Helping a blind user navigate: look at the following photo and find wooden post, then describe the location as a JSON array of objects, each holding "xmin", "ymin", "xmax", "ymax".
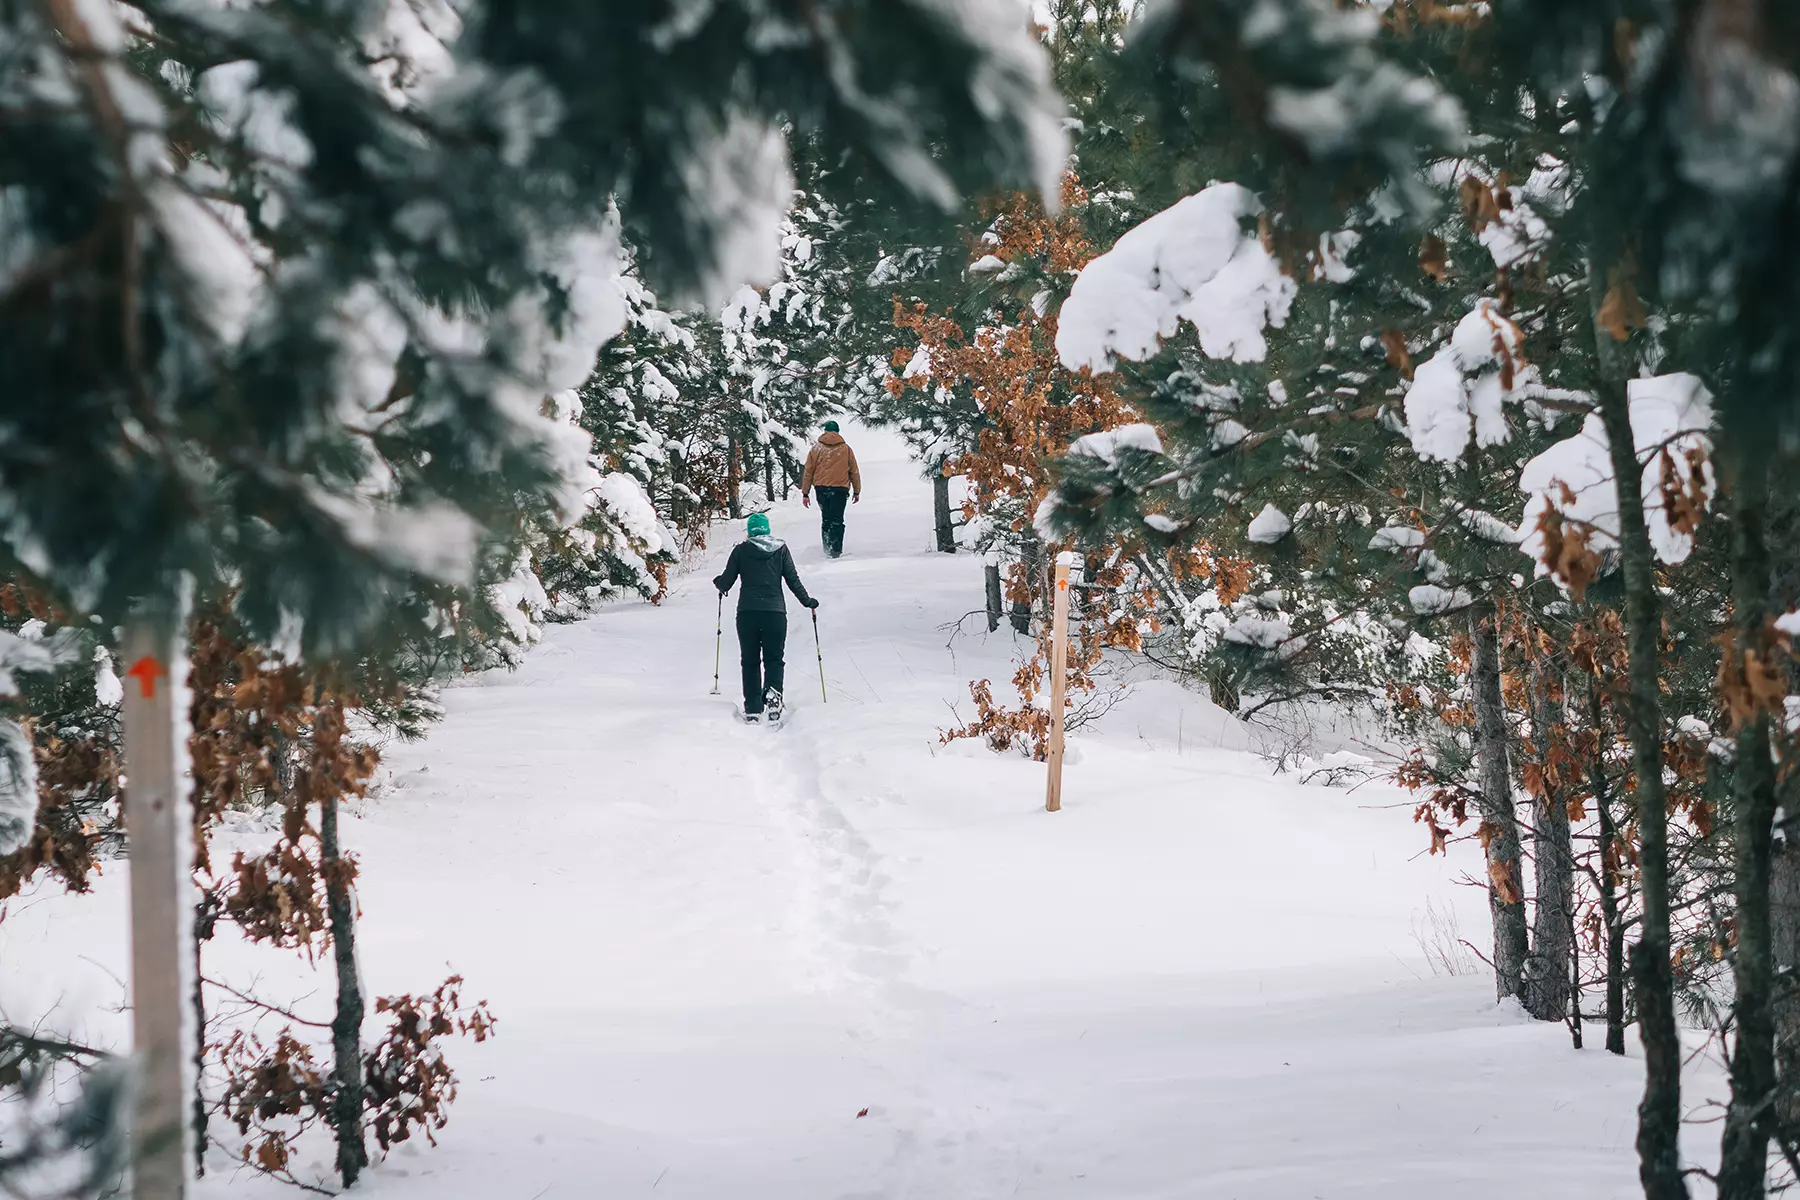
[
  {"xmin": 1045, "ymin": 551, "xmax": 1073, "ymax": 813},
  {"xmin": 121, "ymin": 605, "xmax": 191, "ymax": 1200}
]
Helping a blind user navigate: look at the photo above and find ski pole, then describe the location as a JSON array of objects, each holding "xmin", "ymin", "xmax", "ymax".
[
  {"xmin": 812, "ymin": 608, "xmax": 827, "ymax": 703},
  {"xmin": 711, "ymin": 591, "xmax": 723, "ymax": 695}
]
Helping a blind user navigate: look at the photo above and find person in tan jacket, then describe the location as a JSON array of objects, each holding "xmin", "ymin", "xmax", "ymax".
[{"xmin": 800, "ymin": 421, "xmax": 860, "ymax": 557}]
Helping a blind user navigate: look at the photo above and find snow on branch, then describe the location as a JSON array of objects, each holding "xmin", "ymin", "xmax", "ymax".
[
  {"xmin": 1517, "ymin": 373, "xmax": 1716, "ymax": 578},
  {"xmin": 1409, "ymin": 585, "xmax": 1473, "ymax": 616},
  {"xmin": 0, "ymin": 628, "xmax": 72, "ymax": 855},
  {"xmin": 1068, "ymin": 423, "xmax": 1165, "ymax": 464},
  {"xmin": 1055, "ymin": 184, "xmax": 1295, "ymax": 372},
  {"xmin": 0, "ymin": 717, "xmax": 37, "ymax": 856},
  {"xmin": 1401, "ymin": 300, "xmax": 1534, "ymax": 462},
  {"xmin": 1247, "ymin": 503, "xmax": 1291, "ymax": 544}
]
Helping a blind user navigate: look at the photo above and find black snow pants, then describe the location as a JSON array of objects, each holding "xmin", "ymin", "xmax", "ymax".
[
  {"xmin": 737, "ymin": 610, "xmax": 787, "ymax": 713},
  {"xmin": 815, "ymin": 486, "xmax": 850, "ymax": 557}
]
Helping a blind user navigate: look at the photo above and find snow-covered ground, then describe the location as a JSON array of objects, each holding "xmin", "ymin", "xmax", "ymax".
[{"xmin": 5, "ymin": 426, "xmax": 1723, "ymax": 1197}]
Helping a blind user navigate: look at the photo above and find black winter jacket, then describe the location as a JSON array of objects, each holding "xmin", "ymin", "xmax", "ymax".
[{"xmin": 714, "ymin": 536, "xmax": 816, "ymax": 613}]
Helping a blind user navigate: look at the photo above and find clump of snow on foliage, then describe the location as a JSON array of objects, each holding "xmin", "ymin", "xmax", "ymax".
[
  {"xmin": 1479, "ymin": 201, "xmax": 1550, "ymax": 269},
  {"xmin": 304, "ymin": 485, "xmax": 484, "ymax": 586},
  {"xmin": 1458, "ymin": 509, "xmax": 1522, "ymax": 545},
  {"xmin": 502, "ymin": 225, "xmax": 632, "ymax": 395},
  {"xmin": 595, "ymin": 473, "xmax": 663, "ymax": 555},
  {"xmin": 1315, "ymin": 230, "xmax": 1361, "ymax": 282},
  {"xmin": 677, "ymin": 108, "xmax": 796, "ymax": 307},
  {"xmin": 491, "ymin": 548, "xmax": 553, "ymax": 647},
  {"xmin": 1517, "ymin": 373, "xmax": 1716, "ymax": 572},
  {"xmin": 328, "ymin": 282, "xmax": 409, "ymax": 425},
  {"xmin": 0, "ymin": 717, "xmax": 37, "ymax": 856},
  {"xmin": 1247, "ymin": 503, "xmax": 1291, "ymax": 544},
  {"xmin": 1402, "ymin": 300, "xmax": 1534, "ymax": 462},
  {"xmin": 1069, "ymin": 423, "xmax": 1164, "ymax": 464},
  {"xmin": 1212, "ymin": 418, "xmax": 1250, "ymax": 449},
  {"xmin": 365, "ymin": 0, "xmax": 460, "ymax": 102},
  {"xmin": 1056, "ymin": 183, "xmax": 1295, "ymax": 371},
  {"xmin": 0, "ymin": 630, "xmax": 65, "ymax": 856},
  {"xmin": 1777, "ymin": 611, "xmax": 1800, "ymax": 638},
  {"xmin": 150, "ymin": 180, "xmax": 265, "ymax": 347},
  {"xmin": 197, "ymin": 61, "xmax": 314, "ymax": 170},
  {"xmin": 1369, "ymin": 525, "xmax": 1425, "ymax": 552},
  {"xmin": 94, "ymin": 646, "xmax": 122, "ymax": 708},
  {"xmin": 1409, "ymin": 585, "xmax": 1473, "ymax": 615},
  {"xmin": 1225, "ymin": 614, "xmax": 1296, "ymax": 651}
]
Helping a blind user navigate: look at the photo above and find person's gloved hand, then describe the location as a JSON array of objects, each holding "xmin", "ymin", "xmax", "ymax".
[
  {"xmin": 713, "ymin": 578, "xmax": 728, "ymax": 594},
  {"xmin": 852, "ymin": 494, "xmax": 860, "ymax": 504},
  {"xmin": 803, "ymin": 494, "xmax": 811, "ymax": 508},
  {"xmin": 806, "ymin": 598, "xmax": 821, "ymax": 609}
]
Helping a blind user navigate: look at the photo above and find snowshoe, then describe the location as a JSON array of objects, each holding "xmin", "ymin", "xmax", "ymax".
[
  {"xmin": 739, "ymin": 708, "xmax": 762, "ymax": 724},
  {"xmin": 764, "ymin": 689, "xmax": 785, "ymax": 725}
]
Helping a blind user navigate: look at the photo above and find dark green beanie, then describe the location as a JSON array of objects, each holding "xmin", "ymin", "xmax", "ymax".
[
  {"xmin": 823, "ymin": 420, "xmax": 840, "ymax": 433},
  {"xmin": 747, "ymin": 512, "xmax": 771, "ymax": 537}
]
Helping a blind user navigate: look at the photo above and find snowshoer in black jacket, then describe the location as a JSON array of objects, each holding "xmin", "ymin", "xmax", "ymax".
[{"xmin": 714, "ymin": 512, "xmax": 818, "ymax": 721}]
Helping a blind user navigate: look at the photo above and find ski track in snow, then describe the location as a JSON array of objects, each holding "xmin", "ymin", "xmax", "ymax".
[{"xmin": 3, "ymin": 424, "xmax": 1730, "ymax": 1198}]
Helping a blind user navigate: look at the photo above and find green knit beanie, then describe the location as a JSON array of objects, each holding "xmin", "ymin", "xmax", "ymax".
[
  {"xmin": 746, "ymin": 512, "xmax": 771, "ymax": 537},
  {"xmin": 823, "ymin": 420, "xmax": 840, "ymax": 433}
]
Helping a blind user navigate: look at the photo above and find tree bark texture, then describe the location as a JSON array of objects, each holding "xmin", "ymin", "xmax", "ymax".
[
  {"xmin": 1590, "ymin": 674, "xmax": 1629, "ymax": 1056},
  {"xmin": 1527, "ymin": 653, "xmax": 1575, "ymax": 1024},
  {"xmin": 191, "ymin": 892, "xmax": 218, "ymax": 1178},
  {"xmin": 984, "ymin": 562, "xmax": 1003, "ymax": 633},
  {"xmin": 1719, "ymin": 465, "xmax": 1778, "ymax": 1200},
  {"xmin": 1775, "ymin": 783, "xmax": 1800, "ymax": 1139},
  {"xmin": 1010, "ymin": 538, "xmax": 1039, "ymax": 635},
  {"xmin": 933, "ymin": 467, "xmax": 956, "ymax": 553},
  {"xmin": 1470, "ymin": 605, "xmax": 1529, "ymax": 1003},
  {"xmin": 726, "ymin": 434, "xmax": 742, "ymax": 519},
  {"xmin": 320, "ymin": 791, "xmax": 368, "ymax": 1187}
]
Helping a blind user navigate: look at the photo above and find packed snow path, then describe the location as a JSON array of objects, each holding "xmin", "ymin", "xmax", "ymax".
[{"xmin": 5, "ymin": 428, "xmax": 1715, "ymax": 1197}]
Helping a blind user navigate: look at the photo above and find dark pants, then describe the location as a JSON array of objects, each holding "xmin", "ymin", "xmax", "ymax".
[
  {"xmin": 815, "ymin": 486, "xmax": 850, "ymax": 556},
  {"xmin": 737, "ymin": 610, "xmax": 787, "ymax": 713}
]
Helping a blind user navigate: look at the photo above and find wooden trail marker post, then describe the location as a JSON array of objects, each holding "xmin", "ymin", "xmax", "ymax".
[
  {"xmin": 1045, "ymin": 551, "xmax": 1074, "ymax": 812},
  {"xmin": 121, "ymin": 607, "xmax": 191, "ymax": 1200}
]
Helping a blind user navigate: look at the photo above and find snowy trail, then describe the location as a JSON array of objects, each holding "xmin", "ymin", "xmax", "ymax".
[{"xmin": 4, "ymin": 426, "xmax": 1720, "ymax": 1197}]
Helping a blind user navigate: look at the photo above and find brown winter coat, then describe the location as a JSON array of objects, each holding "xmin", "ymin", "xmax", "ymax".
[{"xmin": 801, "ymin": 432, "xmax": 861, "ymax": 496}]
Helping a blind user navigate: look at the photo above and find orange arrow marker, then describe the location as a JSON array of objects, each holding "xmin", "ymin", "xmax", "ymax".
[{"xmin": 126, "ymin": 655, "xmax": 167, "ymax": 699}]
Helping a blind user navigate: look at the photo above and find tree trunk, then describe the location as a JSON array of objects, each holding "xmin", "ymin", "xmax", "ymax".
[
  {"xmin": 320, "ymin": 789, "xmax": 368, "ymax": 1187},
  {"xmin": 984, "ymin": 561, "xmax": 1003, "ymax": 633},
  {"xmin": 1593, "ymin": 369, "xmax": 1688, "ymax": 1200},
  {"xmin": 1010, "ymin": 539, "xmax": 1039, "ymax": 635},
  {"xmin": 1591, "ymin": 674, "xmax": 1628, "ymax": 1057},
  {"xmin": 1082, "ymin": 554, "xmax": 1104, "ymax": 620},
  {"xmin": 763, "ymin": 445, "xmax": 775, "ymax": 507},
  {"xmin": 191, "ymin": 891, "xmax": 219, "ymax": 1178},
  {"xmin": 1470, "ymin": 604, "xmax": 1529, "ymax": 1003},
  {"xmin": 1775, "ymin": 794, "xmax": 1800, "ymax": 1141},
  {"xmin": 933, "ymin": 467, "xmax": 956, "ymax": 553},
  {"xmin": 1527, "ymin": 651, "xmax": 1575, "ymax": 1024},
  {"xmin": 1719, "ymin": 464, "xmax": 1779, "ymax": 1200},
  {"xmin": 726, "ymin": 434, "xmax": 742, "ymax": 520}
]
